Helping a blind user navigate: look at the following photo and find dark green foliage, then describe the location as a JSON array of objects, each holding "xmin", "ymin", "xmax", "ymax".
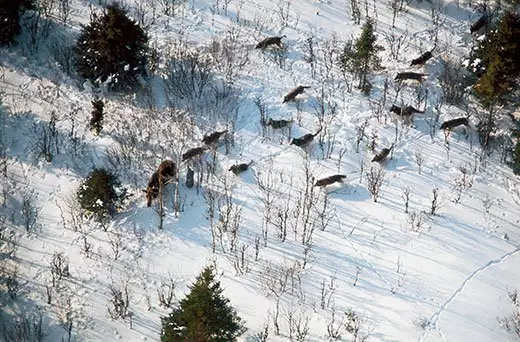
[
  {"xmin": 90, "ymin": 99, "xmax": 104, "ymax": 135},
  {"xmin": 472, "ymin": 11, "xmax": 520, "ymax": 106},
  {"xmin": 339, "ymin": 19, "xmax": 384, "ymax": 93},
  {"xmin": 0, "ymin": 0, "xmax": 22, "ymax": 45},
  {"xmin": 513, "ymin": 141, "xmax": 520, "ymax": 175},
  {"xmin": 74, "ymin": 3, "xmax": 149, "ymax": 91},
  {"xmin": 161, "ymin": 266, "xmax": 246, "ymax": 342},
  {"xmin": 77, "ymin": 168, "xmax": 126, "ymax": 221}
]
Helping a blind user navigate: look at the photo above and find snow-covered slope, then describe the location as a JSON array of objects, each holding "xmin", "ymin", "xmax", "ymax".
[{"xmin": 1, "ymin": 0, "xmax": 519, "ymax": 341}]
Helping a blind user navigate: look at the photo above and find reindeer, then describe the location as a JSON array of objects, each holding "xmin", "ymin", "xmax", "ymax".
[
  {"xmin": 315, "ymin": 174, "xmax": 347, "ymax": 187},
  {"xmin": 229, "ymin": 160, "xmax": 254, "ymax": 175},
  {"xmin": 390, "ymin": 105, "xmax": 424, "ymax": 116},
  {"xmin": 290, "ymin": 128, "xmax": 321, "ymax": 147},
  {"xmin": 144, "ymin": 160, "xmax": 177, "ymax": 207},
  {"xmin": 372, "ymin": 145, "xmax": 394, "ymax": 163},
  {"xmin": 440, "ymin": 117, "xmax": 469, "ymax": 130},
  {"xmin": 395, "ymin": 72, "xmax": 429, "ymax": 82},
  {"xmin": 202, "ymin": 130, "xmax": 228, "ymax": 146},
  {"xmin": 266, "ymin": 118, "xmax": 293, "ymax": 129},
  {"xmin": 410, "ymin": 50, "xmax": 434, "ymax": 66},
  {"xmin": 181, "ymin": 147, "xmax": 208, "ymax": 162},
  {"xmin": 255, "ymin": 35, "xmax": 286, "ymax": 49},
  {"xmin": 471, "ymin": 15, "xmax": 488, "ymax": 34},
  {"xmin": 283, "ymin": 86, "xmax": 311, "ymax": 103}
]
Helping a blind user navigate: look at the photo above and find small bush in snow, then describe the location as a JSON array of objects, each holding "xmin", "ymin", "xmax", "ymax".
[
  {"xmin": 76, "ymin": 168, "xmax": 126, "ymax": 222},
  {"xmin": 74, "ymin": 3, "xmax": 149, "ymax": 91}
]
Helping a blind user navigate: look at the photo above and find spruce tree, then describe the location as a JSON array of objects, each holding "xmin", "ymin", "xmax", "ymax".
[
  {"xmin": 74, "ymin": 3, "xmax": 149, "ymax": 91},
  {"xmin": 339, "ymin": 19, "xmax": 384, "ymax": 94},
  {"xmin": 472, "ymin": 11, "xmax": 520, "ymax": 106},
  {"xmin": 161, "ymin": 266, "xmax": 246, "ymax": 342}
]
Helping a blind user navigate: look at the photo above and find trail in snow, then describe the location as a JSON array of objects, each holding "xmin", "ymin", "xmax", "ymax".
[{"xmin": 418, "ymin": 247, "xmax": 520, "ymax": 342}]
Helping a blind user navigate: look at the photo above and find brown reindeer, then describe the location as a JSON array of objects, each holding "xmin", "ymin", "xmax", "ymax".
[
  {"xmin": 290, "ymin": 128, "xmax": 321, "ymax": 147},
  {"xmin": 266, "ymin": 118, "xmax": 293, "ymax": 129},
  {"xmin": 440, "ymin": 117, "xmax": 469, "ymax": 130},
  {"xmin": 390, "ymin": 105, "xmax": 424, "ymax": 116},
  {"xmin": 315, "ymin": 174, "xmax": 347, "ymax": 187},
  {"xmin": 181, "ymin": 147, "xmax": 208, "ymax": 162},
  {"xmin": 470, "ymin": 15, "xmax": 488, "ymax": 34},
  {"xmin": 410, "ymin": 50, "xmax": 434, "ymax": 66},
  {"xmin": 283, "ymin": 86, "xmax": 311, "ymax": 103},
  {"xmin": 202, "ymin": 130, "xmax": 228, "ymax": 145},
  {"xmin": 372, "ymin": 145, "xmax": 394, "ymax": 163},
  {"xmin": 395, "ymin": 72, "xmax": 429, "ymax": 82},
  {"xmin": 255, "ymin": 35, "xmax": 286, "ymax": 49},
  {"xmin": 145, "ymin": 160, "xmax": 177, "ymax": 207},
  {"xmin": 229, "ymin": 160, "xmax": 254, "ymax": 175}
]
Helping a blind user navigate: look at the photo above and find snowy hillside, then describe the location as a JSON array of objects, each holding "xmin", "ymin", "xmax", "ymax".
[{"xmin": 1, "ymin": 0, "xmax": 520, "ymax": 341}]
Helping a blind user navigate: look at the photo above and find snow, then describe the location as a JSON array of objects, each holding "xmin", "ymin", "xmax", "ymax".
[{"xmin": 1, "ymin": 0, "xmax": 520, "ymax": 341}]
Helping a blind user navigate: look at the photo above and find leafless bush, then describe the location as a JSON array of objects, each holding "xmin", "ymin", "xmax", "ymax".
[
  {"xmin": 49, "ymin": 36, "xmax": 75, "ymax": 77},
  {"xmin": 261, "ymin": 262, "xmax": 291, "ymax": 335},
  {"xmin": 388, "ymin": 0, "xmax": 410, "ymax": 27},
  {"xmin": 157, "ymin": 275, "xmax": 177, "ymax": 308},
  {"xmin": 256, "ymin": 164, "xmax": 277, "ymax": 246},
  {"xmin": 366, "ymin": 165, "xmax": 386, "ymax": 202},
  {"xmin": 385, "ymin": 28, "xmax": 408, "ymax": 60},
  {"xmin": 414, "ymin": 150, "xmax": 424, "ymax": 174},
  {"xmin": 233, "ymin": 244, "xmax": 250, "ymax": 276},
  {"xmin": 107, "ymin": 231, "xmax": 124, "ymax": 260},
  {"xmin": 254, "ymin": 96, "xmax": 268, "ymax": 137},
  {"xmin": 498, "ymin": 289, "xmax": 520, "ymax": 338},
  {"xmin": 430, "ymin": 188, "xmax": 441, "ymax": 215},
  {"xmin": 21, "ymin": 189, "xmax": 39, "ymax": 234},
  {"xmin": 320, "ymin": 275, "xmax": 337, "ymax": 310},
  {"xmin": 253, "ymin": 319, "xmax": 270, "ymax": 342},
  {"xmin": 277, "ymin": 0, "xmax": 291, "ymax": 27},
  {"xmin": 31, "ymin": 111, "xmax": 60, "ymax": 163},
  {"xmin": 157, "ymin": 0, "xmax": 185, "ymax": 16},
  {"xmin": 50, "ymin": 252, "xmax": 70, "ymax": 287},
  {"xmin": 438, "ymin": 58, "xmax": 471, "ymax": 106},
  {"xmin": 108, "ymin": 279, "xmax": 133, "ymax": 320},
  {"xmin": 402, "ymin": 186, "xmax": 411, "ymax": 213},
  {"xmin": 57, "ymin": 195, "xmax": 83, "ymax": 233},
  {"xmin": 344, "ymin": 308, "xmax": 373, "ymax": 342},
  {"xmin": 303, "ymin": 35, "xmax": 317, "ymax": 78},
  {"xmin": 327, "ymin": 306, "xmax": 346, "ymax": 339},
  {"xmin": 452, "ymin": 165, "xmax": 473, "ymax": 203},
  {"xmin": 3, "ymin": 263, "xmax": 20, "ymax": 300},
  {"xmin": 285, "ymin": 307, "xmax": 311, "ymax": 341},
  {"xmin": 209, "ymin": 26, "xmax": 250, "ymax": 85},
  {"xmin": 162, "ymin": 42, "xmax": 215, "ymax": 102},
  {"xmin": 347, "ymin": 0, "xmax": 361, "ymax": 24}
]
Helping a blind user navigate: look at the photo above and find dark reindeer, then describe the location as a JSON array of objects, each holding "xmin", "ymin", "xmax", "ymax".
[
  {"xmin": 470, "ymin": 15, "xmax": 488, "ymax": 34},
  {"xmin": 144, "ymin": 160, "xmax": 177, "ymax": 207},
  {"xmin": 283, "ymin": 86, "xmax": 311, "ymax": 103},
  {"xmin": 440, "ymin": 117, "xmax": 469, "ymax": 130},
  {"xmin": 229, "ymin": 160, "xmax": 254, "ymax": 175},
  {"xmin": 290, "ymin": 128, "xmax": 321, "ymax": 147},
  {"xmin": 410, "ymin": 50, "xmax": 434, "ymax": 66},
  {"xmin": 181, "ymin": 147, "xmax": 207, "ymax": 162},
  {"xmin": 390, "ymin": 105, "xmax": 424, "ymax": 116},
  {"xmin": 202, "ymin": 130, "xmax": 228, "ymax": 145},
  {"xmin": 372, "ymin": 145, "xmax": 394, "ymax": 163},
  {"xmin": 255, "ymin": 35, "xmax": 286, "ymax": 49},
  {"xmin": 395, "ymin": 72, "xmax": 429, "ymax": 82},
  {"xmin": 315, "ymin": 174, "xmax": 347, "ymax": 187},
  {"xmin": 266, "ymin": 118, "xmax": 293, "ymax": 129}
]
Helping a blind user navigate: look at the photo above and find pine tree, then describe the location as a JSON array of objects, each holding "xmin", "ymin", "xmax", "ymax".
[
  {"xmin": 89, "ymin": 99, "xmax": 104, "ymax": 135},
  {"xmin": 339, "ymin": 19, "xmax": 384, "ymax": 94},
  {"xmin": 74, "ymin": 3, "xmax": 149, "ymax": 91},
  {"xmin": 161, "ymin": 266, "xmax": 246, "ymax": 342}
]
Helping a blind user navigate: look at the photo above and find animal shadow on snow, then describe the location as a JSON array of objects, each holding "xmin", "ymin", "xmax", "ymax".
[{"xmin": 325, "ymin": 182, "xmax": 371, "ymax": 201}]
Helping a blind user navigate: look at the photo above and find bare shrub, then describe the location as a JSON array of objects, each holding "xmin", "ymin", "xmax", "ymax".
[
  {"xmin": 50, "ymin": 252, "xmax": 70, "ymax": 287},
  {"xmin": 162, "ymin": 42, "xmax": 214, "ymax": 102},
  {"xmin": 430, "ymin": 188, "xmax": 441, "ymax": 216},
  {"xmin": 438, "ymin": 58, "xmax": 471, "ymax": 106},
  {"xmin": 157, "ymin": 275, "xmax": 176, "ymax": 308},
  {"xmin": 344, "ymin": 308, "xmax": 373, "ymax": 342},
  {"xmin": 402, "ymin": 186, "xmax": 411, "ymax": 213},
  {"xmin": 107, "ymin": 279, "xmax": 133, "ymax": 320},
  {"xmin": 366, "ymin": 165, "xmax": 385, "ymax": 202},
  {"xmin": 21, "ymin": 189, "xmax": 39, "ymax": 233},
  {"xmin": 498, "ymin": 289, "xmax": 520, "ymax": 338},
  {"xmin": 0, "ymin": 306, "xmax": 47, "ymax": 342}
]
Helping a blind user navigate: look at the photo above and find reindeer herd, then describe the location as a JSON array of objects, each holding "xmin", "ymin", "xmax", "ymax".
[{"xmin": 144, "ymin": 27, "xmax": 478, "ymax": 206}]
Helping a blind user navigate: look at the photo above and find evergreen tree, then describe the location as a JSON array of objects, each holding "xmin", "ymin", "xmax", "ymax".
[
  {"xmin": 74, "ymin": 3, "xmax": 149, "ymax": 91},
  {"xmin": 161, "ymin": 266, "xmax": 246, "ymax": 342},
  {"xmin": 89, "ymin": 99, "xmax": 104, "ymax": 135},
  {"xmin": 472, "ymin": 10, "xmax": 520, "ymax": 106},
  {"xmin": 339, "ymin": 19, "xmax": 384, "ymax": 94}
]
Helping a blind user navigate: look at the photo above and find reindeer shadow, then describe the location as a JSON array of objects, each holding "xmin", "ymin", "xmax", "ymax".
[{"xmin": 327, "ymin": 182, "xmax": 371, "ymax": 201}]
